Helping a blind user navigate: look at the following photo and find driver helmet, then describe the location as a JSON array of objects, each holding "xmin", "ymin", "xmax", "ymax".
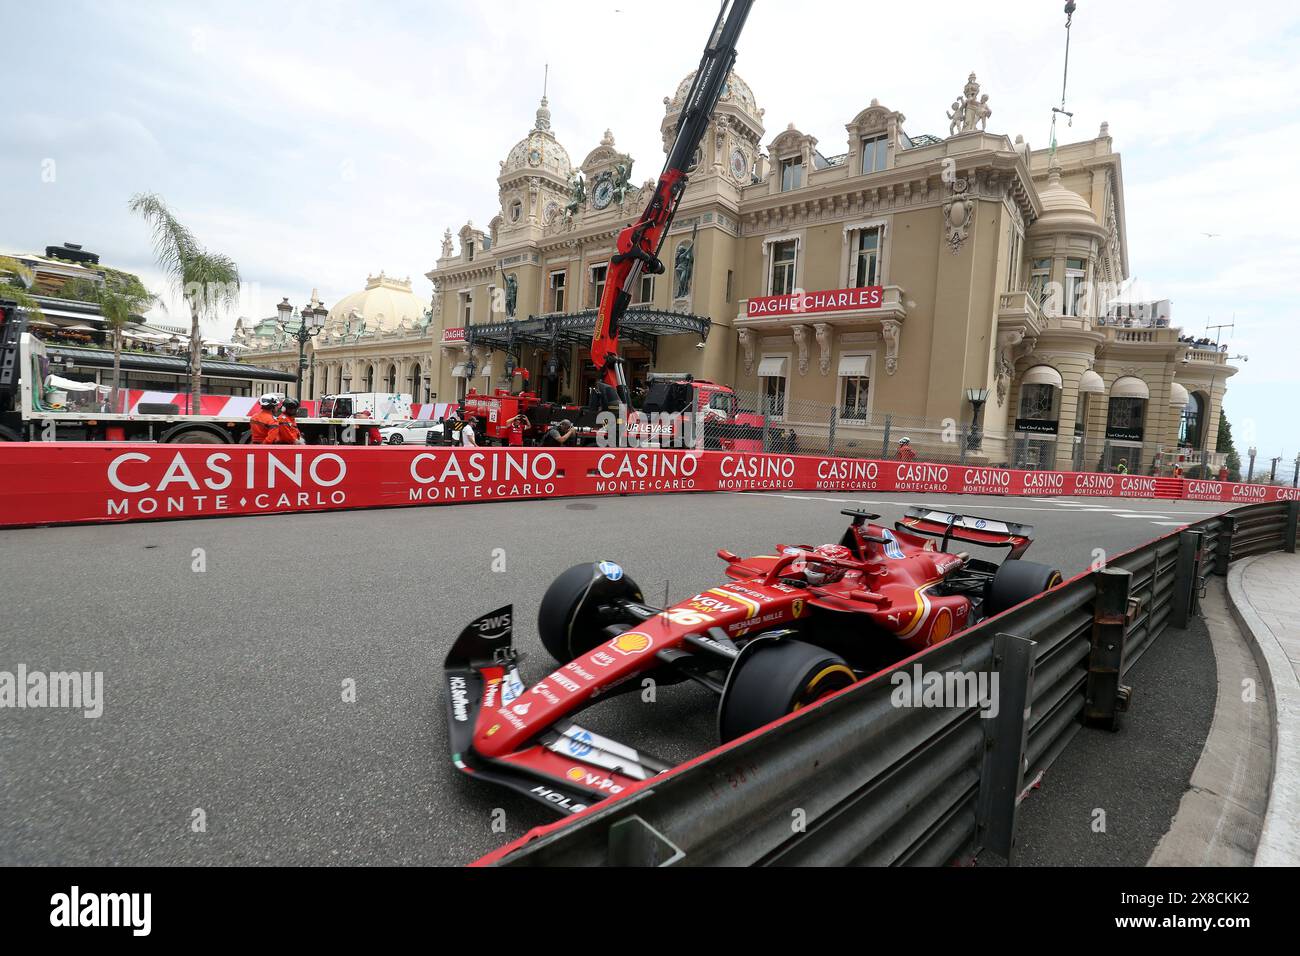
[{"xmin": 803, "ymin": 543, "xmax": 853, "ymax": 586}]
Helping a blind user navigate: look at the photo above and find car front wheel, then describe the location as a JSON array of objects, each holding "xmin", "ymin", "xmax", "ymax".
[
  {"xmin": 718, "ymin": 637, "xmax": 856, "ymax": 742},
  {"xmin": 388, "ymin": 433, "xmax": 404, "ymax": 444}
]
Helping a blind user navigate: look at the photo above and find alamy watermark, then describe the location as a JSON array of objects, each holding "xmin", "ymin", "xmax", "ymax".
[
  {"xmin": 0, "ymin": 665, "xmax": 103, "ymax": 718},
  {"xmin": 890, "ymin": 663, "xmax": 999, "ymax": 718}
]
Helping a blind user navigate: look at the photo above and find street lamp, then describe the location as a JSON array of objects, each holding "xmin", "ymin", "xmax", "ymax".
[
  {"xmin": 964, "ymin": 386, "xmax": 990, "ymax": 450},
  {"xmin": 278, "ymin": 298, "xmax": 326, "ymax": 399},
  {"xmin": 1247, "ymin": 446, "xmax": 1257, "ymax": 482}
]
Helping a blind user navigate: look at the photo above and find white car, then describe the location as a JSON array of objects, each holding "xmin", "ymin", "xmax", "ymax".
[{"xmin": 378, "ymin": 420, "xmax": 443, "ymax": 445}]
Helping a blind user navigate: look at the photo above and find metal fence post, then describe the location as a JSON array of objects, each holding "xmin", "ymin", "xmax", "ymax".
[
  {"xmin": 881, "ymin": 414, "xmax": 892, "ymax": 458},
  {"xmin": 761, "ymin": 394, "xmax": 771, "ymax": 453},
  {"xmin": 827, "ymin": 406, "xmax": 837, "ymax": 456},
  {"xmin": 1286, "ymin": 500, "xmax": 1298, "ymax": 554},
  {"xmin": 976, "ymin": 632, "xmax": 1037, "ymax": 861},
  {"xmin": 959, "ymin": 424, "xmax": 968, "ymax": 464},
  {"xmin": 1085, "ymin": 568, "xmax": 1134, "ymax": 731},
  {"xmin": 1214, "ymin": 514, "xmax": 1236, "ymax": 575},
  {"xmin": 1171, "ymin": 530, "xmax": 1204, "ymax": 629}
]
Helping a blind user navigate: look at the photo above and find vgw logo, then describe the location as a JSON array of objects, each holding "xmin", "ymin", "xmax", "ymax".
[{"xmin": 50, "ymin": 886, "xmax": 151, "ymax": 936}]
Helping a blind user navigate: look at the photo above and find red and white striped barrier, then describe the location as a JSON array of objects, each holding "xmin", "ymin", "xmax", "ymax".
[
  {"xmin": 0, "ymin": 444, "xmax": 1294, "ymax": 529},
  {"xmin": 104, "ymin": 390, "xmax": 450, "ymax": 422}
]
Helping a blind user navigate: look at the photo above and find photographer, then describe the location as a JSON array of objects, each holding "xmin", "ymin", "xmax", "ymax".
[{"xmin": 542, "ymin": 418, "xmax": 577, "ymax": 447}]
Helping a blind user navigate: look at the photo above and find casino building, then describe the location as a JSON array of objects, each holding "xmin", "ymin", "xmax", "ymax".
[{"xmin": 246, "ymin": 69, "xmax": 1238, "ymax": 473}]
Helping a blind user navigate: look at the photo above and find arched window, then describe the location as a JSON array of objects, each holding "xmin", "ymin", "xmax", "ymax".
[
  {"xmin": 1181, "ymin": 392, "xmax": 1207, "ymax": 449},
  {"xmin": 385, "ymin": 364, "xmax": 397, "ymax": 393},
  {"xmin": 411, "ymin": 362, "xmax": 422, "ymax": 401},
  {"xmin": 364, "ymin": 364, "xmax": 374, "ymax": 392}
]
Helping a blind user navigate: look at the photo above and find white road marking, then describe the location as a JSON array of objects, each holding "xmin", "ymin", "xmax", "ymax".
[{"xmin": 1150, "ymin": 520, "xmax": 1192, "ymax": 526}]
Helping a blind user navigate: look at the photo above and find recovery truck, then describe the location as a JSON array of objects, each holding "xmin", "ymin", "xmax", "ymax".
[
  {"xmin": 447, "ymin": 372, "xmax": 761, "ymax": 450},
  {"xmin": 0, "ymin": 301, "xmax": 378, "ymax": 444}
]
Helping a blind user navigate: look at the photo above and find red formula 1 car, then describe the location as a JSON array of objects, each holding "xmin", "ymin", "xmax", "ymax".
[{"xmin": 444, "ymin": 507, "xmax": 1062, "ymax": 815}]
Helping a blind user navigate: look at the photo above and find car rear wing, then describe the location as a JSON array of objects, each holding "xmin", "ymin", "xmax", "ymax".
[{"xmin": 896, "ymin": 506, "xmax": 1034, "ymax": 558}]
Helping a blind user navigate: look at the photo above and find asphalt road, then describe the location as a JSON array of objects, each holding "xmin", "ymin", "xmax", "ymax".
[{"xmin": 0, "ymin": 490, "xmax": 1228, "ymax": 866}]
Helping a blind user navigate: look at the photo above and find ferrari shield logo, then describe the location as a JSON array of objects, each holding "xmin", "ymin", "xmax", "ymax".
[{"xmin": 792, "ymin": 598, "xmax": 805, "ymax": 618}]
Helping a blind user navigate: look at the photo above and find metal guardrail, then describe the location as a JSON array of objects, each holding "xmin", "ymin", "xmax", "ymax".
[{"xmin": 484, "ymin": 500, "xmax": 1300, "ymax": 867}]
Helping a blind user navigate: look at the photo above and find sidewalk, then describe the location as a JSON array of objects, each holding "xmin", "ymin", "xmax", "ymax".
[{"xmin": 1227, "ymin": 551, "xmax": 1300, "ymax": 866}]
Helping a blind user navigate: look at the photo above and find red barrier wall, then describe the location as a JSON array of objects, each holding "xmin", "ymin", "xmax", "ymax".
[{"xmin": 0, "ymin": 443, "xmax": 1295, "ymax": 529}]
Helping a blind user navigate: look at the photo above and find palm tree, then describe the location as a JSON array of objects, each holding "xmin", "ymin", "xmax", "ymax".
[
  {"xmin": 64, "ymin": 275, "xmax": 159, "ymax": 413},
  {"xmin": 128, "ymin": 193, "xmax": 240, "ymax": 412},
  {"xmin": 0, "ymin": 256, "xmax": 45, "ymax": 320}
]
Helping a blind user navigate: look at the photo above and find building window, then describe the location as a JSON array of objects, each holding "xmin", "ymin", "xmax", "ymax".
[
  {"xmin": 1006, "ymin": 229, "xmax": 1021, "ymax": 292},
  {"xmin": 460, "ymin": 291, "xmax": 472, "ymax": 325},
  {"xmin": 589, "ymin": 263, "xmax": 608, "ymax": 309},
  {"xmin": 725, "ymin": 269, "xmax": 734, "ymax": 303},
  {"xmin": 841, "ymin": 374, "xmax": 869, "ymax": 419},
  {"xmin": 385, "ymin": 364, "xmax": 397, "ymax": 393},
  {"xmin": 853, "ymin": 228, "xmax": 880, "ymax": 287},
  {"xmin": 861, "ymin": 135, "xmax": 887, "ymax": 174},
  {"xmin": 1064, "ymin": 257, "xmax": 1087, "ymax": 317},
  {"xmin": 1107, "ymin": 397, "xmax": 1146, "ymax": 433},
  {"xmin": 1018, "ymin": 383, "xmax": 1057, "ymax": 420},
  {"xmin": 509, "ymin": 199, "xmax": 522, "ymax": 222},
  {"xmin": 763, "ymin": 374, "xmax": 786, "ymax": 418},
  {"xmin": 769, "ymin": 240, "xmax": 797, "ymax": 296},
  {"xmin": 549, "ymin": 271, "xmax": 566, "ymax": 312},
  {"xmin": 1029, "ymin": 258, "xmax": 1051, "ymax": 306},
  {"xmin": 779, "ymin": 157, "xmax": 804, "ymax": 192},
  {"xmin": 637, "ymin": 273, "xmax": 655, "ymax": 304},
  {"xmin": 466, "ymin": 240, "xmax": 474, "ymax": 262}
]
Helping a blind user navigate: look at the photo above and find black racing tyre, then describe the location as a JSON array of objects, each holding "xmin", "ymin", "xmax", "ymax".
[
  {"xmin": 537, "ymin": 562, "xmax": 644, "ymax": 663},
  {"xmin": 986, "ymin": 559, "xmax": 1063, "ymax": 617},
  {"xmin": 718, "ymin": 638, "xmax": 856, "ymax": 742}
]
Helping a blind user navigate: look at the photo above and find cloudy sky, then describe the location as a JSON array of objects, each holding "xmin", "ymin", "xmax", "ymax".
[{"xmin": 5, "ymin": 0, "xmax": 1297, "ymax": 461}]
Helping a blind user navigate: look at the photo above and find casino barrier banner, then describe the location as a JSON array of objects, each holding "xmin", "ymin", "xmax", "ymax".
[{"xmin": 0, "ymin": 443, "xmax": 1295, "ymax": 529}]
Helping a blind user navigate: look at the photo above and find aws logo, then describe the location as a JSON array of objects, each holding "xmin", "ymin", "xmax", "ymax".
[
  {"xmin": 475, "ymin": 611, "xmax": 512, "ymax": 640},
  {"xmin": 608, "ymin": 631, "xmax": 652, "ymax": 656}
]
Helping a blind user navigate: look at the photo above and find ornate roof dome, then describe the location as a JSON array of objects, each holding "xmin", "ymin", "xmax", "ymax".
[
  {"xmin": 666, "ymin": 69, "xmax": 760, "ymax": 123},
  {"xmin": 501, "ymin": 96, "xmax": 573, "ymax": 180},
  {"xmin": 325, "ymin": 273, "xmax": 427, "ymax": 335},
  {"xmin": 1036, "ymin": 161, "xmax": 1096, "ymax": 227}
]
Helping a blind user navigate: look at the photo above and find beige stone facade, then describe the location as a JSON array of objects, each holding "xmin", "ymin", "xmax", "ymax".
[{"xmin": 244, "ymin": 71, "xmax": 1237, "ymax": 473}]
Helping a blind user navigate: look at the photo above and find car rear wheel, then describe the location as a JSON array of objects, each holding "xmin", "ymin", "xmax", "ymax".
[
  {"xmin": 718, "ymin": 638, "xmax": 856, "ymax": 742},
  {"xmin": 537, "ymin": 562, "xmax": 644, "ymax": 663},
  {"xmin": 986, "ymin": 559, "xmax": 1062, "ymax": 617},
  {"xmin": 388, "ymin": 433, "xmax": 403, "ymax": 444}
]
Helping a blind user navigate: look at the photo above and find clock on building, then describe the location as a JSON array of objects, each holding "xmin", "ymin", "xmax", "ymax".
[
  {"xmin": 544, "ymin": 200, "xmax": 560, "ymax": 223},
  {"xmin": 528, "ymin": 147, "xmax": 542, "ymax": 167},
  {"xmin": 592, "ymin": 172, "xmax": 615, "ymax": 210},
  {"xmin": 730, "ymin": 147, "xmax": 748, "ymax": 181}
]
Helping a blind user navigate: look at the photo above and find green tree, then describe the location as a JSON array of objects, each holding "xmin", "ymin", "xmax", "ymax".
[
  {"xmin": 63, "ymin": 275, "xmax": 159, "ymax": 413},
  {"xmin": 0, "ymin": 256, "xmax": 45, "ymax": 320},
  {"xmin": 1218, "ymin": 413, "xmax": 1242, "ymax": 481},
  {"xmin": 128, "ymin": 193, "xmax": 240, "ymax": 412}
]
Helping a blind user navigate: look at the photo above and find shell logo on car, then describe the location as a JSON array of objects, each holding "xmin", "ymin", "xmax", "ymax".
[{"xmin": 609, "ymin": 631, "xmax": 653, "ymax": 655}]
